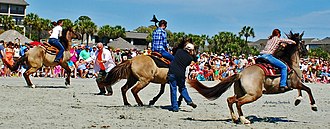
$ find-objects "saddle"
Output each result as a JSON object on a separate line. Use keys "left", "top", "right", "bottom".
{"left": 255, "top": 57, "right": 292, "bottom": 77}
{"left": 149, "top": 52, "right": 171, "bottom": 68}
{"left": 43, "top": 42, "right": 59, "bottom": 55}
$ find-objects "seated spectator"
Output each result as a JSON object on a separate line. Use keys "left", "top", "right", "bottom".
{"left": 77, "top": 59, "right": 88, "bottom": 78}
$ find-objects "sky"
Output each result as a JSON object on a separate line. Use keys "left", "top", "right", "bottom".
{"left": 26, "top": 0, "right": 330, "bottom": 41}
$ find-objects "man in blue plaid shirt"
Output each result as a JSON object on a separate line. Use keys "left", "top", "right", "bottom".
{"left": 152, "top": 20, "right": 174, "bottom": 61}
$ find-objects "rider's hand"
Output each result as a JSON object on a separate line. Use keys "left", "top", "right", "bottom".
{"left": 281, "top": 43, "right": 287, "bottom": 47}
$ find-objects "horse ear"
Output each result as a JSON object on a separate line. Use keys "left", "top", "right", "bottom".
{"left": 285, "top": 32, "right": 289, "bottom": 38}
{"left": 188, "top": 38, "right": 193, "bottom": 43}
{"left": 300, "top": 31, "right": 304, "bottom": 39}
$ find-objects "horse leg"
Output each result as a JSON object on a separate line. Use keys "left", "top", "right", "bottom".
{"left": 236, "top": 94, "right": 261, "bottom": 124}
{"left": 60, "top": 62, "right": 71, "bottom": 86}
{"left": 295, "top": 89, "right": 303, "bottom": 106}
{"left": 149, "top": 83, "right": 166, "bottom": 106}
{"left": 301, "top": 84, "right": 317, "bottom": 111}
{"left": 23, "top": 67, "right": 39, "bottom": 88}
{"left": 121, "top": 77, "right": 138, "bottom": 106}
{"left": 227, "top": 95, "right": 238, "bottom": 123}
{"left": 131, "top": 80, "right": 150, "bottom": 106}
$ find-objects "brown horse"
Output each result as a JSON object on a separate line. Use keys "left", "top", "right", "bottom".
{"left": 102, "top": 38, "right": 193, "bottom": 106}
{"left": 188, "top": 31, "right": 317, "bottom": 124}
{"left": 6, "top": 28, "right": 80, "bottom": 88}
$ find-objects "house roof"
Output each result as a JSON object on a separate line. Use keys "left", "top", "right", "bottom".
{"left": 0, "top": 0, "right": 29, "bottom": 5}
{"left": 107, "top": 37, "right": 137, "bottom": 50}
{"left": 0, "top": 30, "right": 32, "bottom": 45}
{"left": 125, "top": 31, "right": 148, "bottom": 39}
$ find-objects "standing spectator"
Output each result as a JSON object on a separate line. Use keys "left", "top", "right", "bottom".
{"left": 0, "top": 40, "right": 6, "bottom": 76}
{"left": 168, "top": 42, "right": 197, "bottom": 112}
{"left": 94, "top": 43, "right": 116, "bottom": 95}
{"left": 78, "top": 45, "right": 92, "bottom": 63}
{"left": 114, "top": 48, "right": 122, "bottom": 64}
{"left": 69, "top": 46, "right": 78, "bottom": 78}
{"left": 4, "top": 42, "right": 14, "bottom": 77}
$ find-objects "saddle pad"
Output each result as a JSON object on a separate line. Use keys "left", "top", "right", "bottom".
{"left": 255, "top": 63, "right": 292, "bottom": 77}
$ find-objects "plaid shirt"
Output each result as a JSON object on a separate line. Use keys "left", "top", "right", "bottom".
{"left": 260, "top": 36, "right": 295, "bottom": 55}
{"left": 152, "top": 28, "right": 168, "bottom": 52}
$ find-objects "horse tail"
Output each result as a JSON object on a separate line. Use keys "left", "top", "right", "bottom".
{"left": 187, "top": 73, "right": 241, "bottom": 100}
{"left": 104, "top": 60, "right": 133, "bottom": 86}
{"left": 4, "top": 54, "right": 27, "bottom": 71}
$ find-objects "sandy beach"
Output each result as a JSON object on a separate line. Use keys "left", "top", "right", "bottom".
{"left": 0, "top": 77, "right": 329, "bottom": 129}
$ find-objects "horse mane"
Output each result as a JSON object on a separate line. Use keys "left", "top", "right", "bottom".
{"left": 274, "top": 32, "right": 301, "bottom": 66}
{"left": 172, "top": 38, "right": 193, "bottom": 55}
{"left": 59, "top": 28, "right": 69, "bottom": 50}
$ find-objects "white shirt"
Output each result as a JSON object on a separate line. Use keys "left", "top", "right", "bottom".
{"left": 50, "top": 26, "right": 62, "bottom": 39}
{"left": 93, "top": 48, "right": 116, "bottom": 73}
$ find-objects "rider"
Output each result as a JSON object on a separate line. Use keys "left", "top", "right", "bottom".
{"left": 151, "top": 20, "right": 174, "bottom": 62}
{"left": 168, "top": 42, "right": 197, "bottom": 112}
{"left": 260, "top": 29, "right": 296, "bottom": 91}
{"left": 48, "top": 20, "right": 64, "bottom": 63}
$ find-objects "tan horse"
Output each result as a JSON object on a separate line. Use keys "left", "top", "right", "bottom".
{"left": 102, "top": 39, "right": 193, "bottom": 106}
{"left": 188, "top": 32, "right": 317, "bottom": 124}
{"left": 7, "top": 28, "right": 80, "bottom": 88}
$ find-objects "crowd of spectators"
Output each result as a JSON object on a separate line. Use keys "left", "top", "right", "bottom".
{"left": 0, "top": 41, "right": 329, "bottom": 84}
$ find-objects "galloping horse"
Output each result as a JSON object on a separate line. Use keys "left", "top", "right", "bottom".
{"left": 102, "top": 38, "right": 192, "bottom": 106}
{"left": 7, "top": 28, "right": 80, "bottom": 88}
{"left": 188, "top": 32, "right": 317, "bottom": 124}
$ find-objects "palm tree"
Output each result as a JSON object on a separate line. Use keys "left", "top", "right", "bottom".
{"left": 74, "top": 16, "right": 92, "bottom": 45}
{"left": 23, "top": 13, "right": 39, "bottom": 39}
{"left": 1, "top": 15, "right": 15, "bottom": 31}
{"left": 62, "top": 19, "right": 74, "bottom": 30}
{"left": 85, "top": 20, "right": 97, "bottom": 45}
{"left": 98, "top": 25, "right": 112, "bottom": 43}
{"left": 110, "top": 25, "right": 125, "bottom": 39}
{"left": 239, "top": 26, "right": 255, "bottom": 44}
{"left": 34, "top": 18, "right": 51, "bottom": 40}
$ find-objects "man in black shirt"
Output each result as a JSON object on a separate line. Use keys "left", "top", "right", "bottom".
{"left": 168, "top": 43, "right": 197, "bottom": 112}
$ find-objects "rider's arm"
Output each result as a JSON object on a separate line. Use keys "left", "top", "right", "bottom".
{"left": 279, "top": 38, "right": 296, "bottom": 44}
{"left": 48, "top": 30, "right": 52, "bottom": 35}
{"left": 162, "top": 31, "right": 168, "bottom": 50}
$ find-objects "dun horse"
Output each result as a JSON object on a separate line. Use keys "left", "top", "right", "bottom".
{"left": 102, "top": 39, "right": 192, "bottom": 106}
{"left": 188, "top": 32, "right": 317, "bottom": 124}
{"left": 6, "top": 28, "right": 80, "bottom": 88}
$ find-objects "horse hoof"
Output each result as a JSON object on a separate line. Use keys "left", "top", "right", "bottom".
{"left": 294, "top": 96, "right": 303, "bottom": 106}
{"left": 65, "top": 82, "right": 70, "bottom": 86}
{"left": 311, "top": 104, "right": 318, "bottom": 111}
{"left": 124, "top": 103, "right": 131, "bottom": 106}
{"left": 30, "top": 85, "right": 36, "bottom": 88}
{"left": 149, "top": 100, "right": 155, "bottom": 106}
{"left": 240, "top": 116, "right": 251, "bottom": 124}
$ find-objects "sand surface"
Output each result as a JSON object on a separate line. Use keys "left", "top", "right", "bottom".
{"left": 0, "top": 77, "right": 329, "bottom": 129}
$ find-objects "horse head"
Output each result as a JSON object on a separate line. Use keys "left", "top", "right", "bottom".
{"left": 60, "top": 28, "right": 81, "bottom": 50}
{"left": 276, "top": 31, "right": 306, "bottom": 66}
{"left": 172, "top": 37, "right": 195, "bottom": 55}
{"left": 286, "top": 31, "right": 307, "bottom": 57}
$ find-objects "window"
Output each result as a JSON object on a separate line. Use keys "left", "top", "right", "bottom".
{"left": 10, "top": 5, "right": 25, "bottom": 14}
{"left": 0, "top": 4, "right": 9, "bottom": 13}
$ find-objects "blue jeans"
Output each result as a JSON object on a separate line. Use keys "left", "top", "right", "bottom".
{"left": 157, "top": 49, "right": 174, "bottom": 62}
{"left": 168, "top": 74, "right": 193, "bottom": 111}
{"left": 48, "top": 38, "right": 64, "bottom": 61}
{"left": 260, "top": 54, "right": 288, "bottom": 87}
